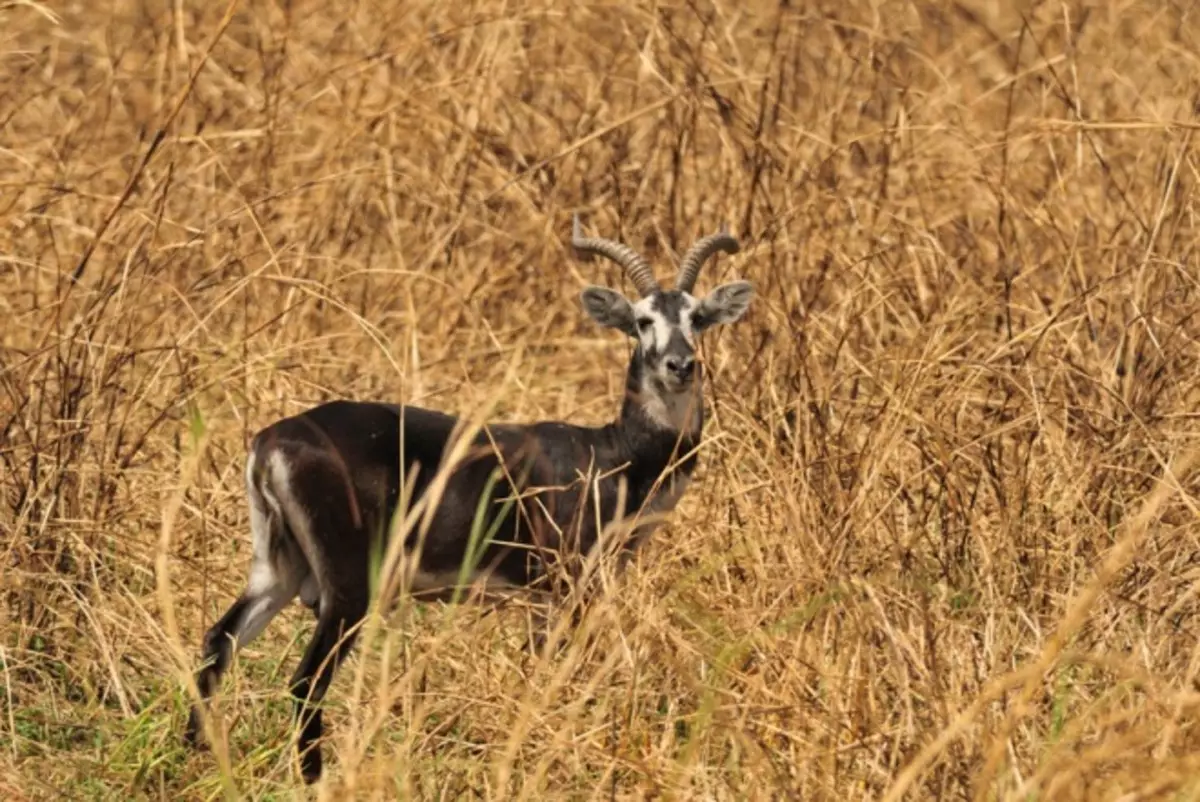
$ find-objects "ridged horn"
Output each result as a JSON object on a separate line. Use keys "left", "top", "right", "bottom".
{"left": 676, "top": 226, "right": 740, "bottom": 292}
{"left": 571, "top": 214, "right": 659, "bottom": 297}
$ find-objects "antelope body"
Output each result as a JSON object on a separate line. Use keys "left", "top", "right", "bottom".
{"left": 184, "top": 217, "right": 754, "bottom": 783}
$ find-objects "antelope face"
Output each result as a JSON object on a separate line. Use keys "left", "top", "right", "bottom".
{"left": 581, "top": 282, "right": 754, "bottom": 393}
{"left": 571, "top": 215, "right": 752, "bottom": 396}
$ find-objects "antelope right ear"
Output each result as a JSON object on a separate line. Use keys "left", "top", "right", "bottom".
{"left": 693, "top": 281, "right": 754, "bottom": 331}
{"left": 581, "top": 286, "right": 637, "bottom": 336}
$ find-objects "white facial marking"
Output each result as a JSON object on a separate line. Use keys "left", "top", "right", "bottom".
{"left": 630, "top": 296, "right": 670, "bottom": 352}
{"left": 629, "top": 293, "right": 701, "bottom": 353}
{"left": 625, "top": 292, "right": 705, "bottom": 434}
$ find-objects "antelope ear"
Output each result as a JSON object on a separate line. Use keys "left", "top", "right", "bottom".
{"left": 581, "top": 286, "right": 637, "bottom": 336}
{"left": 692, "top": 281, "right": 753, "bottom": 331}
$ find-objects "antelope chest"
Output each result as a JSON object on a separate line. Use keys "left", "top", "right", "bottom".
{"left": 646, "top": 474, "right": 691, "bottom": 517}
{"left": 625, "top": 473, "right": 692, "bottom": 550}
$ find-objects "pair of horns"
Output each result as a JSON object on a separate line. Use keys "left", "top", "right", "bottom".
{"left": 571, "top": 214, "right": 739, "bottom": 296}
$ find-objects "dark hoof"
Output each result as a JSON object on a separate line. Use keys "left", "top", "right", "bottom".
{"left": 300, "top": 745, "right": 323, "bottom": 784}
{"left": 184, "top": 709, "right": 209, "bottom": 750}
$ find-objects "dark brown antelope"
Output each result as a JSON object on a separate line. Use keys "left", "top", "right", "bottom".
{"left": 184, "top": 215, "right": 754, "bottom": 783}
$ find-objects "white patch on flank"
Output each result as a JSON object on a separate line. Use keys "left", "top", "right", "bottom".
{"left": 266, "top": 450, "right": 326, "bottom": 604}
{"left": 244, "top": 449, "right": 277, "bottom": 596}
{"left": 230, "top": 447, "right": 310, "bottom": 650}
{"left": 245, "top": 447, "right": 258, "bottom": 493}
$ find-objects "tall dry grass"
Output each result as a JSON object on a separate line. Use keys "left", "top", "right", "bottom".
{"left": 3, "top": 0, "right": 1200, "bottom": 798}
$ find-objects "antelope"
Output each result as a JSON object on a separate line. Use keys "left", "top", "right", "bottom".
{"left": 183, "top": 216, "right": 754, "bottom": 783}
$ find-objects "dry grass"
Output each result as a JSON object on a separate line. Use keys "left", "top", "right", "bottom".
{"left": 3, "top": 0, "right": 1200, "bottom": 799}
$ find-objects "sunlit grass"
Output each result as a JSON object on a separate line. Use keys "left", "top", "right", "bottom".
{"left": 2, "top": 0, "right": 1200, "bottom": 799}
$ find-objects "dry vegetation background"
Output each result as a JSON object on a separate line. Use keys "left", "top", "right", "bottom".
{"left": 3, "top": 0, "right": 1200, "bottom": 799}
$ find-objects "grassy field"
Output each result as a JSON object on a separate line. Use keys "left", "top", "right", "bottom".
{"left": 3, "top": 0, "right": 1200, "bottom": 798}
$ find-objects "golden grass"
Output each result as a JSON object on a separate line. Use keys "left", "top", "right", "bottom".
{"left": 3, "top": 0, "right": 1200, "bottom": 798}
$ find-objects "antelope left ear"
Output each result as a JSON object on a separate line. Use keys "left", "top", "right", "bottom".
{"left": 581, "top": 286, "right": 637, "bottom": 336}
{"left": 693, "top": 281, "right": 753, "bottom": 331}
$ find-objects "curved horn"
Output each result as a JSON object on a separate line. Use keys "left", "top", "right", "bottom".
{"left": 571, "top": 214, "right": 659, "bottom": 297}
{"left": 676, "top": 226, "right": 740, "bottom": 292}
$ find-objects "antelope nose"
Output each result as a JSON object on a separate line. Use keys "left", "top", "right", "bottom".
{"left": 665, "top": 355, "right": 695, "bottom": 379}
